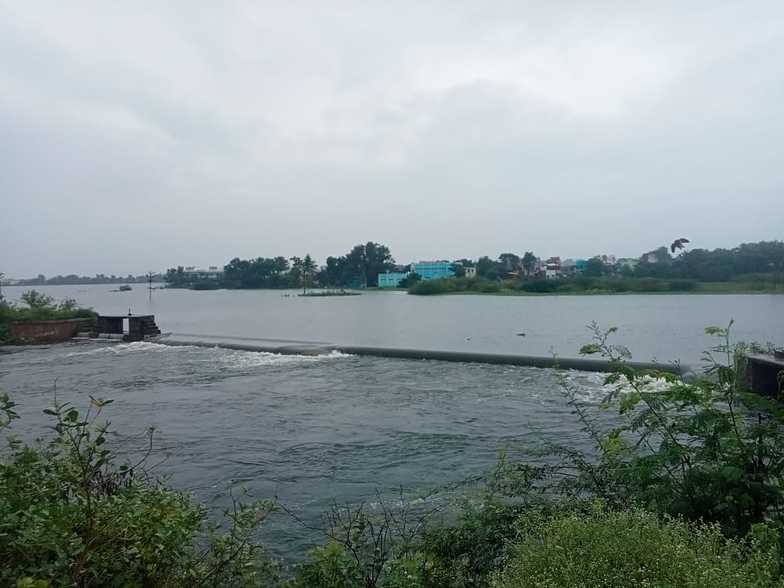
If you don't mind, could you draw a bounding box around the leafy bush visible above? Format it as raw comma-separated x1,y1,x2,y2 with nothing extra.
519,279,559,293
551,322,784,537
0,394,278,587
494,505,782,588
408,277,501,295
0,291,97,343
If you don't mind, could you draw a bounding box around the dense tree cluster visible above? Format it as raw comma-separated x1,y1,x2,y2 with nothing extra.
633,241,784,281
164,242,395,290
319,242,395,288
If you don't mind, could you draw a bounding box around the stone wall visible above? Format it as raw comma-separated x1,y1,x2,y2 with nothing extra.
10,319,93,344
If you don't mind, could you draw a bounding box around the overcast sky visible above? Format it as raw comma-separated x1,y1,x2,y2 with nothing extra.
1,1,782,276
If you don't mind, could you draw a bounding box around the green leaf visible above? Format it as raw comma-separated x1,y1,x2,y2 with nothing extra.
580,344,602,355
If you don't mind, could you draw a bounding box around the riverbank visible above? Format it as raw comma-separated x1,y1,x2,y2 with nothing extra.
407,276,784,296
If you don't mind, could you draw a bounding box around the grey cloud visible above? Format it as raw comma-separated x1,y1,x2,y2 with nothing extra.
1,1,782,275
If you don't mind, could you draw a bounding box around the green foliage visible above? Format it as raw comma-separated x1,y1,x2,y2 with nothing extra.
583,256,606,277
494,505,782,588
292,494,428,588
0,395,278,587
290,254,319,293
21,290,54,308
408,277,501,295
398,272,422,288
294,541,365,587
636,240,784,281
222,256,292,289
521,276,698,294
557,322,784,537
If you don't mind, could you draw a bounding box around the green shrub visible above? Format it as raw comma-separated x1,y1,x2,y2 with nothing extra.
0,291,97,343
408,278,453,295
667,278,697,291
407,277,500,295
556,322,784,537
0,394,278,587
519,279,559,293
494,505,781,588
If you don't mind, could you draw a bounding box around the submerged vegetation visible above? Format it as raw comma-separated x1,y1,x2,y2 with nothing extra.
0,290,96,344
2,324,784,585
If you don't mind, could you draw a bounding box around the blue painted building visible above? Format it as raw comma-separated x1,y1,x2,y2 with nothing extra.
378,272,410,288
411,261,455,281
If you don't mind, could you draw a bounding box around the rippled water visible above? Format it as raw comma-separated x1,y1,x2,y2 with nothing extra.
0,340,609,556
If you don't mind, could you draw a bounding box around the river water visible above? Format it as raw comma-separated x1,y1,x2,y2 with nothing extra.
3,284,783,362
1,285,782,556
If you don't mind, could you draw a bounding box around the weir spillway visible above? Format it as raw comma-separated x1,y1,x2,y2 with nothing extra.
159,333,690,376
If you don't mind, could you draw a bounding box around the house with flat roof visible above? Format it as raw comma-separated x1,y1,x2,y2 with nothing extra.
411,261,454,281
183,266,223,281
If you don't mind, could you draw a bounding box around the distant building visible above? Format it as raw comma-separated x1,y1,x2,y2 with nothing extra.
378,272,410,288
183,266,223,281
412,261,455,281
617,258,639,271
544,257,562,280
574,259,589,273
561,259,576,276
464,266,477,278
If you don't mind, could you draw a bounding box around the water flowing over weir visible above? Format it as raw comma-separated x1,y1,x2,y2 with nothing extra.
160,333,691,376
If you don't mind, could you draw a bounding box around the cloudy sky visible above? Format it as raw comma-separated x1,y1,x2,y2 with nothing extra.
1,1,782,276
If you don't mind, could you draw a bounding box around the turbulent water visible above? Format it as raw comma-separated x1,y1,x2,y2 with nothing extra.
0,340,609,556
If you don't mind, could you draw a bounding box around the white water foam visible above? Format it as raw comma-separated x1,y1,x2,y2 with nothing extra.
218,349,352,369
65,341,197,357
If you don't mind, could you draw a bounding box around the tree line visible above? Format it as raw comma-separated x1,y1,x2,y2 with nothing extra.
632,240,784,281
166,242,395,290
164,239,784,290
